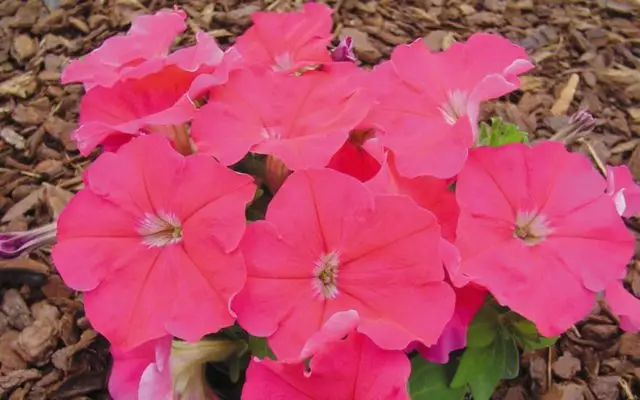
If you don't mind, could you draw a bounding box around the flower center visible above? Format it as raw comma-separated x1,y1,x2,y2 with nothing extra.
138,212,183,248
312,251,340,300
514,211,552,246
439,89,468,125
273,53,294,72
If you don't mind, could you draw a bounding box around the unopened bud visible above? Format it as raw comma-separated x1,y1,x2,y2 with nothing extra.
265,155,291,194
331,37,356,63
549,110,597,144
0,223,57,259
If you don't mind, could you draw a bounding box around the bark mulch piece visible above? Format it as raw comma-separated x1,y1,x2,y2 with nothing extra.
1,0,639,398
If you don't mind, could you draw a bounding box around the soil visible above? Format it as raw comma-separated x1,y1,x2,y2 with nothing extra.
0,0,639,399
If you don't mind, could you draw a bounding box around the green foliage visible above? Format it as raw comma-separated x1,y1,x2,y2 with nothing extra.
478,117,529,147
506,315,559,350
408,356,467,400
450,302,520,400
247,336,276,360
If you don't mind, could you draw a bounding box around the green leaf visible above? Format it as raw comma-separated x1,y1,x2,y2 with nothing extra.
450,333,520,400
248,336,276,360
466,304,499,348
408,357,467,400
478,117,529,147
508,317,558,350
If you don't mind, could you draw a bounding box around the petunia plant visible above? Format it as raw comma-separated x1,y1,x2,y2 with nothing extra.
44,3,640,400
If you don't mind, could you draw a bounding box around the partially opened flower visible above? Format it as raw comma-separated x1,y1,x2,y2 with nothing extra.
243,318,410,400
331,36,356,63
74,66,198,156
191,64,373,170
606,165,640,218
605,281,640,332
61,8,187,88
234,3,333,73
366,153,459,241
233,168,455,360
53,135,256,350
455,142,635,336
367,33,533,178
109,336,173,400
411,284,487,363
326,129,385,182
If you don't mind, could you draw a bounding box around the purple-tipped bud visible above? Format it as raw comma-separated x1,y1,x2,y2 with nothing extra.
331,36,356,63
569,109,596,134
0,223,57,259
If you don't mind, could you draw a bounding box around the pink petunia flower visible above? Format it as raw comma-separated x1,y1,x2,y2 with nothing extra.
52,135,256,350
190,64,373,170
326,129,385,182
243,313,410,400
605,165,640,218
234,3,333,73
73,66,198,155
604,281,640,332
366,33,533,179
109,336,173,400
366,153,459,242
232,168,455,360
455,142,635,336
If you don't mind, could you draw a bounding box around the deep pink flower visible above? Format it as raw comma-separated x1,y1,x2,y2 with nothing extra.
326,130,384,182
243,316,410,400
73,66,198,155
191,64,373,170
455,142,635,336
366,33,533,178
413,284,487,363
606,165,640,218
605,281,640,332
233,168,455,360
53,135,256,350
109,336,173,400
366,154,459,242
234,3,333,72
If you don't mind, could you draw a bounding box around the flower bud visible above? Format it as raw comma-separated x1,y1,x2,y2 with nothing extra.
331,36,356,63
265,155,291,194
0,223,57,259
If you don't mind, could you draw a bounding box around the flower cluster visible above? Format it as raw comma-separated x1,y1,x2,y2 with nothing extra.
53,4,640,399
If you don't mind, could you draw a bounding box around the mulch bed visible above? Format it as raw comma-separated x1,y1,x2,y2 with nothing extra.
0,0,639,398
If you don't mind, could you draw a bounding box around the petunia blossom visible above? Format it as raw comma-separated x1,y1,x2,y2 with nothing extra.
366,153,459,241
366,33,533,179
73,66,199,155
243,316,410,400
411,284,487,363
455,142,635,336
606,165,640,218
52,135,256,350
191,64,373,170
234,3,333,73
109,336,173,400
604,281,640,332
232,168,455,360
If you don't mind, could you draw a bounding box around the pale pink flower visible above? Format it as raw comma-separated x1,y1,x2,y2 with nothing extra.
455,142,635,336
234,3,333,73
605,165,640,218
191,64,373,170
366,33,533,178
604,281,640,332
243,314,410,400
232,168,455,360
52,135,256,350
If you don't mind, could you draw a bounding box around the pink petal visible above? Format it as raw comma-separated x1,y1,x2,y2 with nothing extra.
607,165,640,218
605,282,640,332
61,9,187,87
243,332,410,400
74,66,197,155
326,137,383,182
234,3,333,72
191,66,373,169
